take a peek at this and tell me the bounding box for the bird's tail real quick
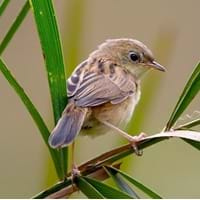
[48,103,87,148]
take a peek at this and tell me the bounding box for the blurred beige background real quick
[0,0,200,198]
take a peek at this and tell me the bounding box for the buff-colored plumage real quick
[48,38,165,149]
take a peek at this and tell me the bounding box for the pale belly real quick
[80,91,140,137]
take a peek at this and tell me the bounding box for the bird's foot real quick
[71,164,81,185]
[129,132,147,156]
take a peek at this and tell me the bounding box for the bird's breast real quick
[81,89,141,137]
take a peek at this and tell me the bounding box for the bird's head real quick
[93,38,165,78]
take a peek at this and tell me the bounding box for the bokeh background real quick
[0,0,200,198]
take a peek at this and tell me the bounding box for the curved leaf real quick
[182,138,200,151]
[176,118,200,130]
[30,0,68,178]
[82,176,133,199]
[76,176,104,199]
[165,62,200,130]
[33,178,72,199]
[0,1,30,55]
[0,0,10,16]
[104,166,139,199]
[144,130,200,142]
[107,166,162,199]
[0,58,62,179]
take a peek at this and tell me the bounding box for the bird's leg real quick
[98,119,146,156]
[71,141,80,178]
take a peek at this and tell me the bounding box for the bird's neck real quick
[126,65,150,79]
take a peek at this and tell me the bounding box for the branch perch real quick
[33,130,200,198]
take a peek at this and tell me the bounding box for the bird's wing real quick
[67,61,138,107]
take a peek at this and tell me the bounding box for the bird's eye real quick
[129,52,140,62]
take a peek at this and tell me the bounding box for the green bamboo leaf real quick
[165,62,200,131]
[0,1,30,55]
[76,176,104,199]
[33,178,72,199]
[30,0,67,123]
[107,166,162,199]
[104,166,139,199]
[30,0,68,178]
[0,58,63,179]
[0,0,10,16]
[83,176,133,199]
[176,118,200,130]
[182,138,200,151]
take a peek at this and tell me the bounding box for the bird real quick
[48,38,165,175]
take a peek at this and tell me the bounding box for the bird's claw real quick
[71,164,81,182]
[129,132,147,156]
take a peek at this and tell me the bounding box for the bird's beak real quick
[149,61,166,72]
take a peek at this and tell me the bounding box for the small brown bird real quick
[48,38,165,173]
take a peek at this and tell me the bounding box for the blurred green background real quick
[0,0,200,198]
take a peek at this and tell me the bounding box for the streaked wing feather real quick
[67,60,88,97]
[68,63,136,107]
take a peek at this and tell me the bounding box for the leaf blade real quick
[144,130,200,142]
[165,62,200,130]
[0,0,10,16]
[176,118,200,130]
[182,138,200,151]
[30,0,67,122]
[0,1,30,55]
[76,176,105,199]
[0,58,63,179]
[33,178,72,199]
[30,0,68,178]
[83,176,133,199]
[107,166,162,199]
[104,166,139,199]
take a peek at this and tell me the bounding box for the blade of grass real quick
[107,166,162,199]
[76,176,105,199]
[0,0,10,16]
[0,58,63,179]
[33,178,72,199]
[103,166,139,199]
[175,118,200,130]
[165,62,200,131]
[30,0,67,123]
[30,0,68,178]
[0,1,30,55]
[82,176,133,199]
[182,138,200,150]
[34,163,120,198]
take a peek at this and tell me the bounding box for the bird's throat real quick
[127,65,150,79]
